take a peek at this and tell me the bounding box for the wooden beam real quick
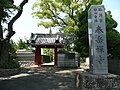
[32,44,64,48]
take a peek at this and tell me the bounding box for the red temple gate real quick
[29,33,64,66]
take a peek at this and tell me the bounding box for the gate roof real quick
[29,33,64,48]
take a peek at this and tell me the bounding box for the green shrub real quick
[17,39,26,49]
[0,40,20,69]
[41,55,51,63]
[43,48,54,61]
[2,60,20,69]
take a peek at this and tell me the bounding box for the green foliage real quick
[74,6,89,57]
[32,0,120,57]
[17,38,26,49]
[32,0,84,52]
[106,11,118,31]
[43,48,54,60]
[0,0,27,69]
[1,59,20,69]
[107,31,120,57]
[0,0,17,22]
[9,40,17,60]
[8,40,20,69]
[32,0,82,32]
[64,33,76,51]
[41,55,51,63]
[88,0,103,5]
[74,1,120,57]
[0,40,20,69]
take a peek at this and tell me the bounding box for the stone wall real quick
[58,52,79,68]
[78,72,120,90]
[17,50,35,61]
[16,50,34,67]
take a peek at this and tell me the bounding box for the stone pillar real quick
[88,5,108,74]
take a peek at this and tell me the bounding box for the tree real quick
[74,0,104,57]
[107,31,120,57]
[32,0,120,57]
[75,4,119,57]
[0,0,28,68]
[105,11,120,57]
[32,0,85,51]
[32,0,102,51]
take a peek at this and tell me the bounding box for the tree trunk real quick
[0,20,3,39]
[0,0,28,68]
[0,40,10,68]
[0,20,4,62]
[6,0,28,40]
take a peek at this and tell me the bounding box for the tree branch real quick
[68,4,77,25]
[46,3,68,26]
[49,8,68,26]
[6,0,28,40]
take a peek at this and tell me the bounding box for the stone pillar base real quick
[78,72,120,90]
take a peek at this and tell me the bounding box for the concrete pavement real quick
[0,67,84,90]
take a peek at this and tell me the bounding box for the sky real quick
[102,0,120,32]
[11,0,120,42]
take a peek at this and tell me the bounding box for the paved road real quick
[0,67,83,90]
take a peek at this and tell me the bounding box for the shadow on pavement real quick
[0,67,83,90]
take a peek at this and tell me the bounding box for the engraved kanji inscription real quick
[97,55,104,64]
[94,8,97,11]
[96,46,104,53]
[98,8,102,11]
[99,13,103,17]
[99,19,103,23]
[94,15,97,18]
[94,19,98,22]
[95,35,103,44]
[95,25,104,34]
